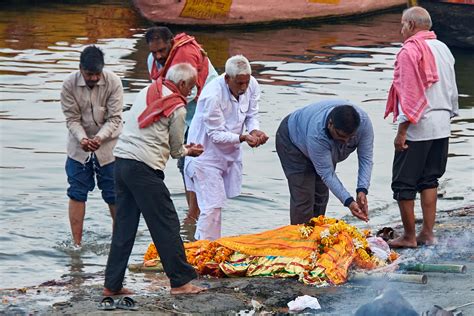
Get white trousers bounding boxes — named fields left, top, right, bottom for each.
left=195, top=207, right=222, bottom=241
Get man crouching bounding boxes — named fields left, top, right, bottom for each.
left=103, top=63, right=205, bottom=296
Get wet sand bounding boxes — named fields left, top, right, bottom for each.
left=1, top=206, right=472, bottom=315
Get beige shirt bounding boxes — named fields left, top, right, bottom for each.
left=114, top=85, right=187, bottom=171
left=61, top=69, right=123, bottom=166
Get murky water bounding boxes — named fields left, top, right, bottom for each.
left=0, top=1, right=472, bottom=290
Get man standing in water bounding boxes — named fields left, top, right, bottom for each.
left=103, top=63, right=205, bottom=296
left=185, top=55, right=268, bottom=241
left=385, top=6, right=458, bottom=248
left=145, top=26, right=218, bottom=225
left=276, top=100, right=374, bottom=225
left=60, top=45, right=123, bottom=248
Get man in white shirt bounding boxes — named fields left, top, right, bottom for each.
left=185, top=55, right=268, bottom=241
left=385, top=7, right=458, bottom=248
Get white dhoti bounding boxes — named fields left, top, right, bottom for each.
left=185, top=157, right=242, bottom=240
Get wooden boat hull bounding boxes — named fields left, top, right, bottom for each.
left=416, top=0, right=474, bottom=48
left=133, top=0, right=406, bottom=27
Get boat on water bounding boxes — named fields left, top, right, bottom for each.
left=132, top=0, right=406, bottom=27
left=411, top=0, right=474, bottom=48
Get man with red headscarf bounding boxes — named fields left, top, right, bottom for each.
left=103, top=63, right=205, bottom=296
left=145, top=26, right=218, bottom=225
left=385, top=6, right=458, bottom=248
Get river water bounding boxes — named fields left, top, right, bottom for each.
left=0, top=0, right=472, bottom=290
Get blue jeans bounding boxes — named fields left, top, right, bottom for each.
left=65, top=155, right=116, bottom=204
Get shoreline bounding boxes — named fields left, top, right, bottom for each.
left=1, top=205, right=472, bottom=315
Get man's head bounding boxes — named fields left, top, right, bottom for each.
left=166, top=63, right=197, bottom=97
left=79, top=45, right=104, bottom=88
left=224, top=55, right=252, bottom=98
left=145, top=26, right=173, bottom=66
left=327, top=105, right=360, bottom=143
left=401, top=6, right=432, bottom=41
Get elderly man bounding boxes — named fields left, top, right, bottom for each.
left=184, top=55, right=268, bottom=241
left=384, top=6, right=458, bottom=248
left=103, top=63, right=205, bottom=296
left=276, top=100, right=374, bottom=224
left=145, top=26, right=218, bottom=223
left=61, top=45, right=122, bottom=247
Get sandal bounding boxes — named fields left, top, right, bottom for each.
left=97, top=296, right=116, bottom=310
left=116, top=296, right=138, bottom=311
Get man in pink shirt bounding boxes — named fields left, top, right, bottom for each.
left=385, top=7, right=458, bottom=248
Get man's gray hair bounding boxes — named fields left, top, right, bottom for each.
left=225, top=55, right=251, bottom=77
left=403, top=6, right=432, bottom=29
left=165, top=63, right=197, bottom=85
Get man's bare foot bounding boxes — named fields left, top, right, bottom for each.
left=387, top=235, right=417, bottom=248
left=102, top=287, right=134, bottom=296
left=416, top=233, right=437, bottom=246
left=170, top=282, right=206, bottom=295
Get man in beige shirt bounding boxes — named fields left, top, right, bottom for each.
left=104, top=63, right=205, bottom=296
left=61, top=45, right=123, bottom=247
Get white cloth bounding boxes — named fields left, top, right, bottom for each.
left=113, top=85, right=187, bottom=171
left=397, top=39, right=459, bottom=141
left=287, top=295, right=321, bottom=311
left=185, top=74, right=261, bottom=239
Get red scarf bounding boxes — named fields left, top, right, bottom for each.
left=138, top=78, right=187, bottom=128
left=149, top=33, right=209, bottom=98
left=385, top=30, right=438, bottom=124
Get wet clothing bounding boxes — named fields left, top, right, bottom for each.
left=392, top=138, right=448, bottom=200
left=104, top=85, right=196, bottom=291
left=388, top=34, right=458, bottom=200
left=61, top=70, right=123, bottom=166
left=276, top=100, right=374, bottom=225
left=65, top=155, right=115, bottom=204
left=185, top=74, right=261, bottom=240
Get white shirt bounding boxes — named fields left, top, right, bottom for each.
left=186, top=74, right=261, bottom=164
left=114, top=85, right=187, bottom=171
left=398, top=39, right=459, bottom=141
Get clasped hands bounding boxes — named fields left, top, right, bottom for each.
left=240, top=129, right=269, bottom=148
left=349, top=191, right=369, bottom=222
left=80, top=136, right=102, bottom=152
left=185, top=143, right=204, bottom=157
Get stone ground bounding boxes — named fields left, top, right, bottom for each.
left=1, top=206, right=472, bottom=315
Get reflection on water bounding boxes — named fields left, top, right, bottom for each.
left=0, top=0, right=472, bottom=290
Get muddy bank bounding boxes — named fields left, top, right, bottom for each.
left=1, top=206, right=472, bottom=315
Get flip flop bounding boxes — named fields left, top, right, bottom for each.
left=116, top=296, right=138, bottom=311
left=97, top=296, right=116, bottom=310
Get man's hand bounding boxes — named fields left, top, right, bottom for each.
left=88, top=136, right=102, bottom=152
left=356, top=191, right=369, bottom=220
left=394, top=131, right=408, bottom=152
left=185, top=143, right=204, bottom=157
left=250, top=130, right=269, bottom=147
left=349, top=201, right=368, bottom=222
left=394, top=121, right=409, bottom=152
left=239, top=134, right=259, bottom=147
left=80, top=138, right=91, bottom=152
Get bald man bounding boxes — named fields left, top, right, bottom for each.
left=384, top=6, right=458, bottom=248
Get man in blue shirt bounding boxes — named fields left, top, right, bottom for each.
left=276, top=100, right=374, bottom=224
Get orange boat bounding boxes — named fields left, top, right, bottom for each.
left=133, top=0, right=406, bottom=27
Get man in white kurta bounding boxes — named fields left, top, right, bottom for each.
left=185, top=55, right=268, bottom=241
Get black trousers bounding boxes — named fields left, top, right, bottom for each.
left=276, top=116, right=330, bottom=225
left=104, top=158, right=197, bottom=291
left=392, top=138, right=449, bottom=201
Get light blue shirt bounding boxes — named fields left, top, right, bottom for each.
left=287, top=99, right=374, bottom=205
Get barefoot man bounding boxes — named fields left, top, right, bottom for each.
left=385, top=7, right=458, bottom=248
left=103, top=63, right=205, bottom=295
